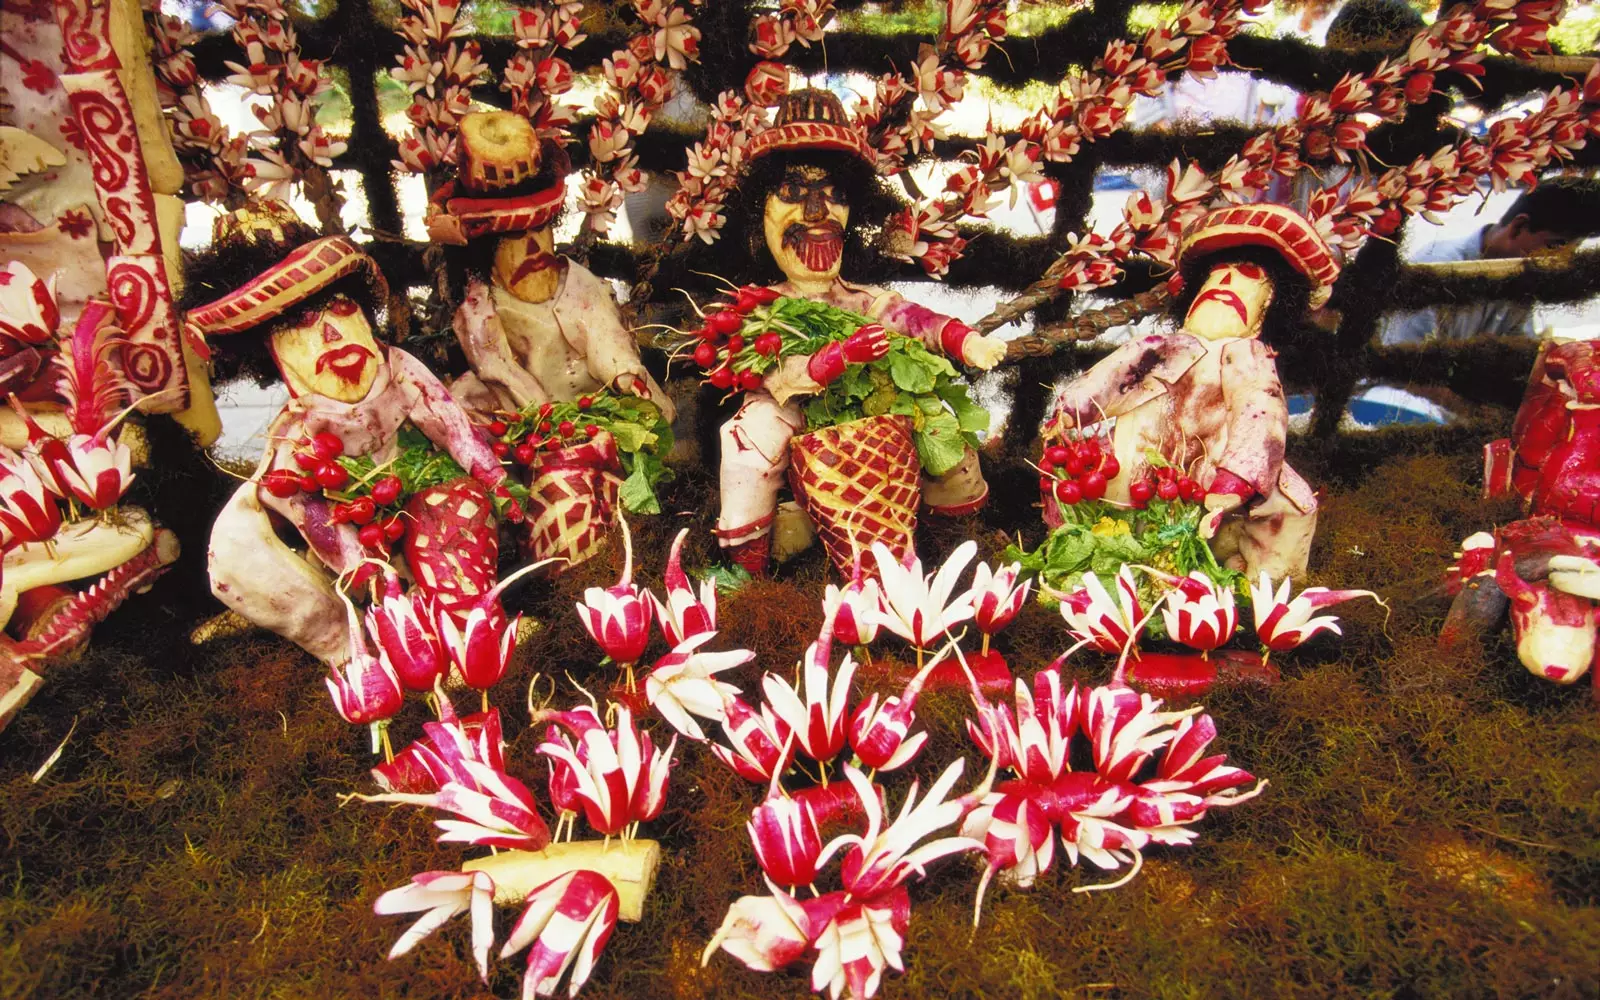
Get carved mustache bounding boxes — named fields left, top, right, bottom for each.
left=315, top=343, right=375, bottom=383
left=781, top=221, right=844, bottom=248
left=781, top=222, right=844, bottom=274
left=509, top=250, right=558, bottom=287
left=1193, top=288, right=1250, bottom=326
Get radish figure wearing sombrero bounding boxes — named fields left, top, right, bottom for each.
left=193, top=206, right=510, bottom=667
left=713, top=89, right=1009, bottom=575
left=1044, top=203, right=1341, bottom=580
left=433, top=111, right=673, bottom=572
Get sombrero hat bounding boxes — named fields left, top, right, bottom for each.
left=745, top=89, right=872, bottom=166
left=182, top=232, right=387, bottom=357
left=425, top=111, right=567, bottom=246
left=1180, top=203, right=1341, bottom=307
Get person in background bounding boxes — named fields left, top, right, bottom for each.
left=1380, top=177, right=1600, bottom=344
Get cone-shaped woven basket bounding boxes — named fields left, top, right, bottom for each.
left=788, top=414, right=919, bottom=578
left=521, top=433, right=623, bottom=573
left=403, top=477, right=500, bottom=622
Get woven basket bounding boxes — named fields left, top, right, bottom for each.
left=788, top=414, right=919, bottom=578
left=521, top=432, right=624, bottom=573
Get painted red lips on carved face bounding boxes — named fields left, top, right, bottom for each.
left=316, top=342, right=375, bottom=385
left=1191, top=262, right=1267, bottom=326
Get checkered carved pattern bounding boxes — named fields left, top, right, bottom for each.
left=788, top=414, right=919, bottom=578
left=521, top=462, right=623, bottom=573
left=402, top=477, right=499, bottom=620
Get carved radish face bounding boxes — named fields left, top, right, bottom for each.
left=493, top=225, right=560, bottom=304
left=1184, top=262, right=1274, bottom=342
left=269, top=295, right=380, bottom=402
left=764, top=165, right=848, bottom=288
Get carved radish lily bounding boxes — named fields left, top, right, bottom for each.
left=500, top=870, right=620, bottom=1000
left=645, top=631, right=752, bottom=741
left=575, top=517, right=655, bottom=688
left=1160, top=571, right=1237, bottom=654
left=824, top=554, right=882, bottom=647
left=437, top=561, right=547, bottom=703
left=374, top=870, right=496, bottom=982
left=711, top=695, right=794, bottom=783
left=0, top=261, right=58, bottom=346
left=762, top=606, right=856, bottom=767
left=970, top=560, right=1031, bottom=650
left=371, top=708, right=504, bottom=794
left=1249, top=571, right=1380, bottom=656
left=846, top=653, right=942, bottom=774
left=817, top=760, right=987, bottom=901
left=652, top=527, right=716, bottom=645
left=748, top=795, right=823, bottom=891
left=326, top=594, right=403, bottom=729
left=366, top=574, right=448, bottom=693
left=1059, top=565, right=1144, bottom=654
left=871, top=539, right=978, bottom=662
left=538, top=706, right=674, bottom=838
left=0, top=452, right=61, bottom=548
left=56, top=432, right=134, bottom=510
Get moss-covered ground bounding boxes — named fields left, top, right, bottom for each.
left=3, top=423, right=1598, bottom=1000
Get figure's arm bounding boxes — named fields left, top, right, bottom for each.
left=255, top=411, right=367, bottom=578
left=454, top=278, right=552, bottom=411
left=1214, top=340, right=1289, bottom=496
left=865, top=289, right=1005, bottom=370
left=389, top=347, right=507, bottom=489
left=1045, top=333, right=1203, bottom=437
left=560, top=265, right=676, bottom=421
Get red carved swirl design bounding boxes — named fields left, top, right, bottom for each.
left=121, top=342, right=173, bottom=392
left=106, top=260, right=156, bottom=332
left=66, top=90, right=132, bottom=194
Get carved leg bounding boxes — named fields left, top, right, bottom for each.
left=208, top=480, right=351, bottom=667
left=921, top=445, right=988, bottom=516
left=716, top=393, right=802, bottom=575
left=1221, top=489, right=1317, bottom=582
left=1500, top=558, right=1596, bottom=685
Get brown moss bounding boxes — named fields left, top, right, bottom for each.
left=3, top=429, right=1599, bottom=1000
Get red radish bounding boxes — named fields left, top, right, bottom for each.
left=372, top=475, right=403, bottom=506
left=383, top=516, right=406, bottom=542
left=709, top=366, right=734, bottom=389
left=1046, top=445, right=1069, bottom=466
left=557, top=420, right=575, bottom=437
left=578, top=396, right=592, bottom=409
left=1129, top=480, right=1154, bottom=506
left=693, top=342, right=716, bottom=368
left=694, top=325, right=716, bottom=341
left=707, top=309, right=742, bottom=335
left=299, top=473, right=319, bottom=492
left=585, top=424, right=599, bottom=437
left=1099, top=455, right=1120, bottom=479
left=1081, top=470, right=1107, bottom=500
left=293, top=450, right=321, bottom=471
left=263, top=469, right=301, bottom=498
left=1054, top=479, right=1082, bottom=504
left=311, top=432, right=344, bottom=460
left=487, top=420, right=508, bottom=436
left=1065, top=454, right=1085, bottom=476
left=738, top=370, right=764, bottom=391
left=316, top=462, right=349, bottom=490
left=491, top=441, right=510, bottom=458
left=1039, top=457, right=1055, bottom=473
left=347, top=496, right=377, bottom=525
left=726, top=334, right=745, bottom=354
left=514, top=442, right=536, bottom=464
left=538, top=420, right=552, bottom=433
left=358, top=523, right=384, bottom=548
left=539, top=402, right=552, bottom=417
left=331, top=503, right=352, bottom=525
left=1157, top=479, right=1180, bottom=501
left=1038, top=475, right=1054, bottom=493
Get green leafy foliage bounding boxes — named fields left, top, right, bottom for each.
left=503, top=391, right=675, bottom=515
left=1006, top=495, right=1244, bottom=607
left=336, top=425, right=467, bottom=498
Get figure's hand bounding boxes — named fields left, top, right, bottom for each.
left=615, top=373, right=651, bottom=400
left=843, top=324, right=889, bottom=364
left=962, top=333, right=1007, bottom=370
left=1199, top=470, right=1252, bottom=539
left=807, top=325, right=889, bottom=386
